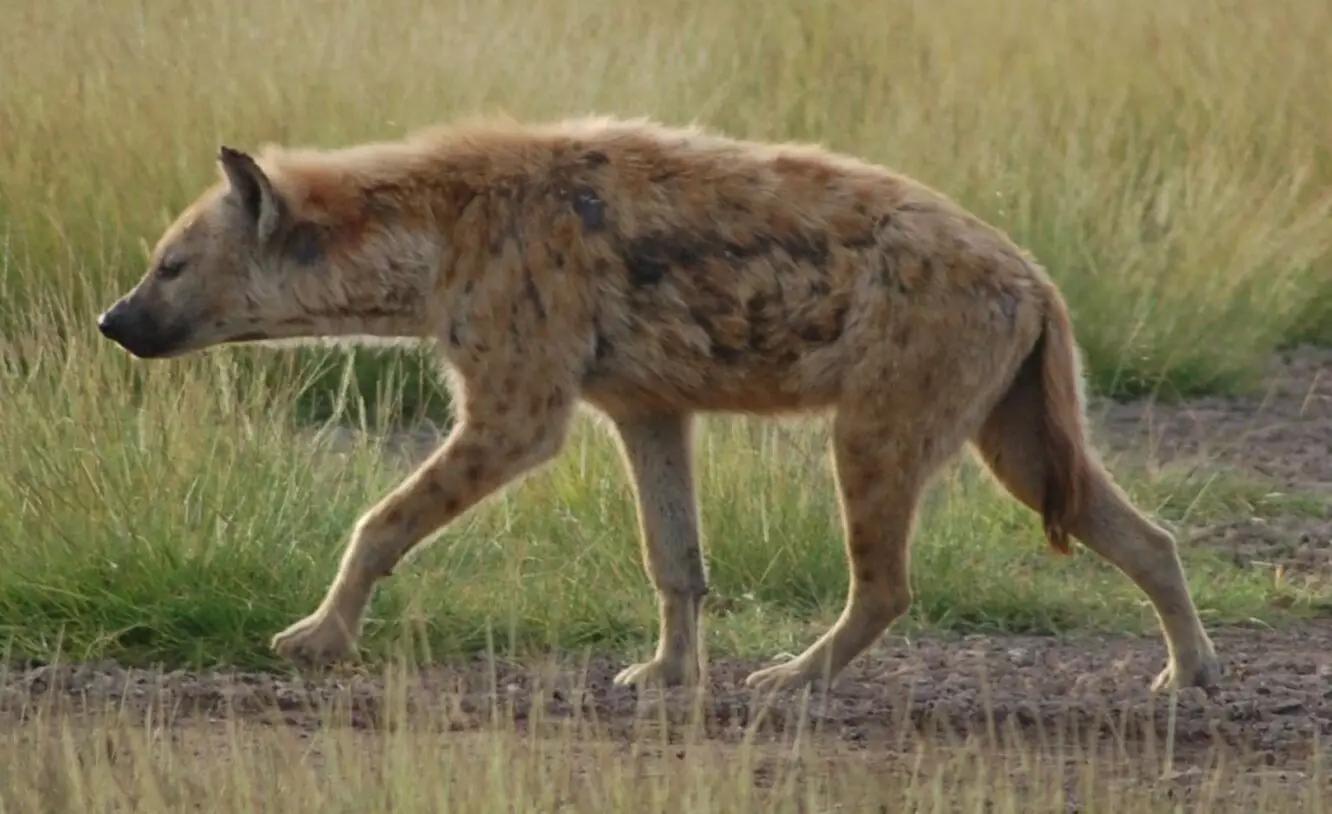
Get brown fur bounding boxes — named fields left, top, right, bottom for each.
left=97, top=114, right=1220, bottom=696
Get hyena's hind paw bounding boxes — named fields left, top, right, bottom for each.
left=270, top=610, right=360, bottom=667
left=1150, top=650, right=1223, bottom=699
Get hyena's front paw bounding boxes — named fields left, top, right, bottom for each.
left=613, top=655, right=699, bottom=690
left=270, top=610, right=359, bottom=667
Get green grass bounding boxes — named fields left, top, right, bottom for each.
left=1, top=338, right=1327, bottom=669
left=1, top=0, right=1330, bottom=672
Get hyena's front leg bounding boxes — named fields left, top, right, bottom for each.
left=609, top=412, right=710, bottom=690
left=271, top=384, right=576, bottom=667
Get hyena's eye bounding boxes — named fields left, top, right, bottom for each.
left=155, top=256, right=188, bottom=280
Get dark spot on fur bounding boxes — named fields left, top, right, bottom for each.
left=449, top=324, right=462, bottom=348
left=841, top=231, right=877, bottom=251
left=582, top=151, right=609, bottom=168
left=384, top=509, right=403, bottom=526
left=464, top=462, right=483, bottom=483
left=649, top=170, right=677, bottom=183
left=573, top=186, right=606, bottom=232
left=744, top=293, right=779, bottom=352
left=283, top=222, right=326, bottom=266
left=857, top=569, right=875, bottom=583
left=524, top=270, right=546, bottom=320
left=441, top=497, right=460, bottom=515
left=554, top=253, right=565, bottom=269
left=711, top=342, right=744, bottom=363
left=809, top=280, right=830, bottom=297
left=594, top=328, right=611, bottom=360
left=688, top=306, right=744, bottom=363
left=831, top=305, right=849, bottom=337
left=621, top=229, right=831, bottom=288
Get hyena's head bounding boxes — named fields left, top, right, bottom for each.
left=97, top=145, right=433, bottom=359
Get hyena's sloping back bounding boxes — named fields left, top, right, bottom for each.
left=516, top=125, right=993, bottom=416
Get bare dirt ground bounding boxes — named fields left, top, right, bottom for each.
left=5, top=347, right=1329, bottom=792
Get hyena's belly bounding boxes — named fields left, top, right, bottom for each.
left=580, top=329, right=847, bottom=416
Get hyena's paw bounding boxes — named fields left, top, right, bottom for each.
left=613, top=656, right=699, bottom=690
left=743, top=655, right=826, bottom=695
left=270, top=611, right=359, bottom=667
left=1150, top=651, right=1222, bottom=699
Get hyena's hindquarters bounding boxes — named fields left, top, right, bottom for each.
left=972, top=287, right=1220, bottom=694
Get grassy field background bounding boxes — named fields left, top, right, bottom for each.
left=1, top=0, right=1330, bottom=674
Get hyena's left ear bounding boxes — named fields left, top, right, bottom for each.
left=218, top=146, right=287, bottom=244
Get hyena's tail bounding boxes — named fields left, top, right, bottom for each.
left=1031, top=284, right=1093, bottom=555
left=974, top=279, right=1094, bottom=556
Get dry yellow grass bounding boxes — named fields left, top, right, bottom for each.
left=1, top=668, right=1326, bottom=814
left=2, top=0, right=1329, bottom=395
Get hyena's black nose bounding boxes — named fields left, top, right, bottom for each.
left=97, top=299, right=131, bottom=341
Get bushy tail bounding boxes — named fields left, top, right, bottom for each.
left=1033, top=284, right=1092, bottom=555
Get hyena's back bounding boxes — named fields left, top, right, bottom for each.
left=530, top=120, right=1053, bottom=420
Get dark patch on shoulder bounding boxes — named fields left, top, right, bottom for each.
left=283, top=222, right=326, bottom=266
left=624, top=235, right=672, bottom=286
left=572, top=186, right=606, bottom=233
left=582, top=151, right=609, bottom=168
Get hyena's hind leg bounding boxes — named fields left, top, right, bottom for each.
left=609, top=412, right=710, bottom=690
left=744, top=403, right=947, bottom=694
left=972, top=353, right=1221, bottom=694
left=271, top=378, right=579, bottom=667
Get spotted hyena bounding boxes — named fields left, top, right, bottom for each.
left=96, top=115, right=1220, bottom=696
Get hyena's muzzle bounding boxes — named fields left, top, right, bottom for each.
left=97, top=295, right=193, bottom=359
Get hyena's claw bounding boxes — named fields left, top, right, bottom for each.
left=270, top=611, right=358, bottom=667
left=613, top=656, right=699, bottom=690
left=1150, top=653, right=1222, bottom=699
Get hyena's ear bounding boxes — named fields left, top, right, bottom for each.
left=218, top=146, right=287, bottom=244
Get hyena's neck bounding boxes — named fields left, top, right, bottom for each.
left=268, top=134, right=536, bottom=347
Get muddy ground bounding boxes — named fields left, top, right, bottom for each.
left=4, top=347, right=1329, bottom=786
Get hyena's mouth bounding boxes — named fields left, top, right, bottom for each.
left=97, top=301, right=194, bottom=360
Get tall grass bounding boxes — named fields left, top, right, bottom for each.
left=2, top=0, right=1329, bottom=404
left=0, top=0, right=1329, bottom=669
